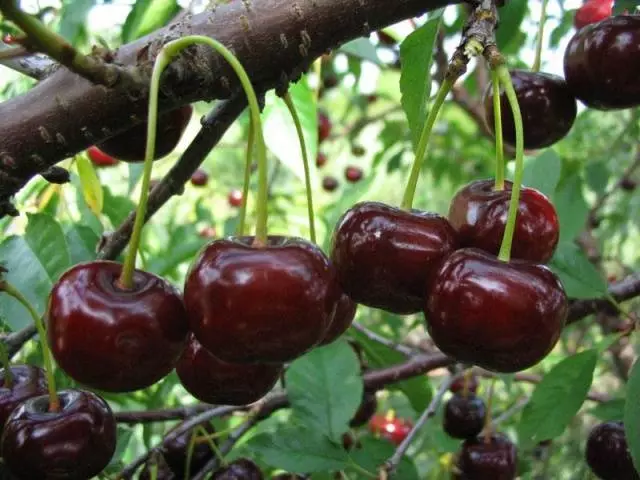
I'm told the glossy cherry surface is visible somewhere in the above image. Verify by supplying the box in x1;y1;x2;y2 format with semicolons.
484;69;577;149
349;391;378;428
455;433;517;480
191;169;209;187
98;105;192;161
0;365;48;437
319;293;357;346
586;421;639;480
443;393;486;440
449;374;480;395
564;16;640;110
211;458;264;479
161;418;217;477
345;166;363;183
448;179;560;263
322;176;339;192
368;414;412;446
87;146;119;167
425;248;568;373
47;261;189;392
332;201;458;314
1;389;116;480
185;236;336;363
318;112;332;143
176;334;282;405
228;189;243;208
574;0;613;29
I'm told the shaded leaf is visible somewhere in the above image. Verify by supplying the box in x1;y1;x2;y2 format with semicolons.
624;360;640;474
522;149;562;197
122;0;180;42
550;243;607;299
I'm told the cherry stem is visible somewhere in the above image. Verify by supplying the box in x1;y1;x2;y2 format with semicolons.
282;91;317;243
119;49;170;289
0;342;12;388
313;57;323;102
150;462;158;480
495;64;524;263
0;281;59;412
483;377;497;444
237;121;255;236
196;424;227;467
401;78;454;210
491;69;505;191
532;0;549;73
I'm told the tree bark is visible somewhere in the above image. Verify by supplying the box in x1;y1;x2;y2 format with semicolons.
0;0;459;212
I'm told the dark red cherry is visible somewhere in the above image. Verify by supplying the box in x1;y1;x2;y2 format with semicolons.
564;16;640;110
318;112;332;143
319;293;357;346
349;391;377;428
87;146;119;167
162;418;217;477
443;393;486;440
331;201;458;314
322;176;339;192
425;248;568;373
484;70;577;149
621;178;637;192
1;389;116;480
574;0;613;29
47;261;189;392
97;105;192;162
586;421;639;480
0;366;48;437
368;413;412;446
449;374;480;395
316;152;328;168
190;169;209;187
455;433;517;479
345;166;363;183
176;334;282;405
212;458;263;479
184;236;336;363
228;189;243;208
448;179;560;263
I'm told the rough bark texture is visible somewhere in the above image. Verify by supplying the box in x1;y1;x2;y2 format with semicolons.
0;0;459;211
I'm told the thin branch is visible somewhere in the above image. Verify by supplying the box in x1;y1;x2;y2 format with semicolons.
2;323;36;359
351;322;417;357
0;43;53;79
114;403;217;424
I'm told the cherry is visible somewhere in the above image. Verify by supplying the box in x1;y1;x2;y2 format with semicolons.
345;166;363;183
199;226;217;239
564;16;640;110
184;236;337;363
443;393;486;440
322;176;339;192
211;458;263;479
454;433;518;479
190;169;209;187
162;418;217;477
449;374;480;395
368;413;412;446
1;389;116;480
349;391;378;428
318;112;332;143
47;261;190;392
574;0;613;29
484;70;577;149
621;178;637;192
319;292;357;346
448;179;560;263
316;152;328;168
87;146;119;167
425;248;568;373
0;365;48;437
228;189;243;208
176;334;282;405
97;105;192;162
585;421;639;480
331;201;458;314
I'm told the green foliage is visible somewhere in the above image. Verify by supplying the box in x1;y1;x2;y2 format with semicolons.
625;360;640;474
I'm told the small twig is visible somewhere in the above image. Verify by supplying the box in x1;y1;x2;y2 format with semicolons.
351;322;416;357
480;396;529;435
2;323;37;359
114;403;217;424
0;42;53;79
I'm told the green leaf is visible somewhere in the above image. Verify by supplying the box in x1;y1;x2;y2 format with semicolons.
58;0;93;42
122;0;180;43
522;149;562;197
350;437;419;480
286;340;363;441
518;349;597;447
102;188;135;228
552;173;589;244
625;360;640;474
550;243;607;299
590;399;625;422
340;38;382;66
65;225;100;264
76;154;104;216
495;0;528;53
400;9;444;149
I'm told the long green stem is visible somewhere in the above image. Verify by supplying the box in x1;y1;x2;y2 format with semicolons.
161;36;268;244
237;121;255;236
0;282;58;411
532;0;549;72
496;65;525;262
196;425;227;467
401;78;454;210
282;92;316;243
492;69;505;191
0;342;12;388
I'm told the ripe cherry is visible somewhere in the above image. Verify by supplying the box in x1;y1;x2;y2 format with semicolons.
318;112;332;143
564;16;640;110
331;201;458;314
448;179;560;263
47;261;189;392
190;169;209;187
228;189;243;208
184;236;336;363
574;0;613;29
87;146;119;167
316;152;328;168
176;334;282;405
97;105;192;162
425;248;568;373
586;421;639;480
162;419;217;477
0;366;48;437
368;413;412;446
319;292;357;346
1;389;116;480
484;70;577;149
449;374;480;395
454;433;518;479
322;176;339;192
349;391;378;428
345;166;363;183
211;458;263;479
443;393;486;440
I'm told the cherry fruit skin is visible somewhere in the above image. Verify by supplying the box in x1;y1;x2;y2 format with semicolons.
368;414;412;446
1;389;116;480
185;236;336;364
319;293;357;346
331;201;458;314
425;248;568;373
574;0;613;29
322;176;339;192
87;146;119;167
212;458;263;479
318;112;332;143
228;189;243;208
448;179;560;263
0;365;48;437
585;421;639;480
190;169;209;187
449;375;480;395
564;16;640;110
162;418;217;477
97;105;192;162
47;261;190;392
484;69;577;149
455;433;517;480
345;166;363;183
176;334;282;405
443;393;486;440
